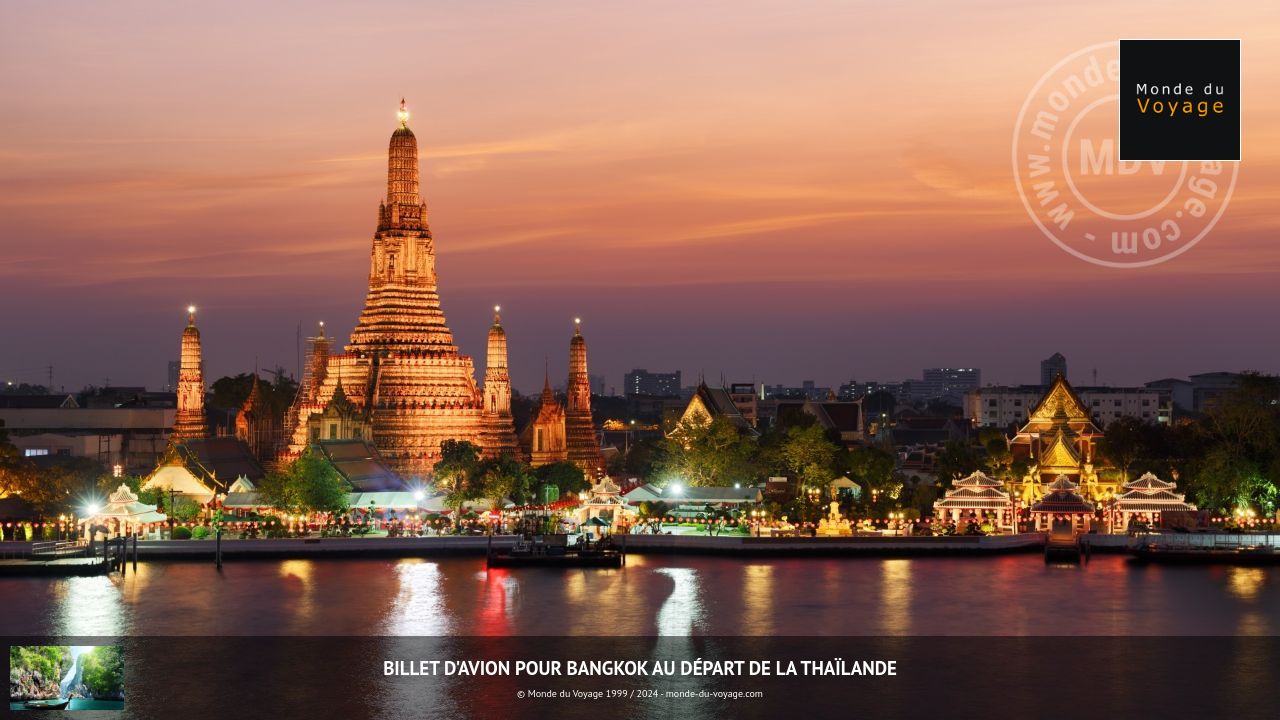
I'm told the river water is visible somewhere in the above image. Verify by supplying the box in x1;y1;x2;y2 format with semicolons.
2;554;1277;636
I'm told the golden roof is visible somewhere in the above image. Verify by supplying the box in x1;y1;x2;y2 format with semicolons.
1028;374;1090;423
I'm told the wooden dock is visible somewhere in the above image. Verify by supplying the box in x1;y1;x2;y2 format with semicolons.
0;556;113;577
0;537;133;577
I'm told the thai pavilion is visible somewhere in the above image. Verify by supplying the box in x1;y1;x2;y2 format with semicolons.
1107;472;1198;532
573;476;636;531
1029;474;1095;532
932;471;1017;532
81;484;168;539
1008;374;1115;504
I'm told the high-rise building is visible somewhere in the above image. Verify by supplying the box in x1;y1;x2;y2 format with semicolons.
624;369;682;397
763;381;830;401
589;374;608;397
920;368;981;402
172;306;208;441
728;383;759;426
1040;352;1068;385
166;360;180;393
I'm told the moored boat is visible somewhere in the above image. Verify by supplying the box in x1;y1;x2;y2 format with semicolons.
1129;533;1280;565
487;534;624;568
23;699;71;710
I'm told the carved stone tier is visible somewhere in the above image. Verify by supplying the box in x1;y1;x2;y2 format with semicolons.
564;322;604;474
172;307;208;441
285;102;488;475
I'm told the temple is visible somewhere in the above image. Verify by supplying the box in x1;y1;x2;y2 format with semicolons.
171;306;208;441
1108;472;1198;531
479;307;520;459
932;471;1016;532
519;320;605;474
1008;373;1114;502
1029;474;1095;532
234;372;279;466
564;320;606;474
527;368;569;467
283;101;518;475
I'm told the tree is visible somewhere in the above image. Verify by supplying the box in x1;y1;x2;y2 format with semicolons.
210;369;298;417
534;461;589;498
933;440;982;489
1099;416;1146;484
862;391;896;420
656;410;756;487
477;455;533;508
292;450;349;515
258;449;348;515
434;440;484;520
846;445;899;508
979;428;1014;480
3;456;109;516
622;436;659;477
0;435;37;501
780;423;840;489
80;645;125;699
1184;373;1280;515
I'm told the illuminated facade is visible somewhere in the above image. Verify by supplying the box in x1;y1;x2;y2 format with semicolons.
172;306;209;442
479;307;520;460
1029;474;1095;532
527;371;568;467
284;101;515;475
1008;374;1114;502
564;320;605;474
932;470;1016;532
234;373;279;465
1107;472;1198;532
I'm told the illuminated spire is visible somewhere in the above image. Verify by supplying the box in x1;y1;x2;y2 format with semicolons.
385;98;421;212
565;317;603;472
173;306;208;441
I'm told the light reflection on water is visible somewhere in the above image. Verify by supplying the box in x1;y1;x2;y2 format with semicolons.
2;555;1279;637
654;567;705;636
877;560;912;636
383;561;452;636
741;564;774;636
1227;567;1266;600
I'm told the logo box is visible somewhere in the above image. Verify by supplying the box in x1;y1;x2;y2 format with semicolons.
1119;39;1240;161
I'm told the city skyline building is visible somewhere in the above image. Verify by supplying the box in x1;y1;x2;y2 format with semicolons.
1041;352;1068;385
625;369;682;397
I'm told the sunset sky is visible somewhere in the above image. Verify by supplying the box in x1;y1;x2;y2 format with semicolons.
2;0;1279;394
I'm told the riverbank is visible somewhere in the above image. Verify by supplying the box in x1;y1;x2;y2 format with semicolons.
3;533;1062;561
